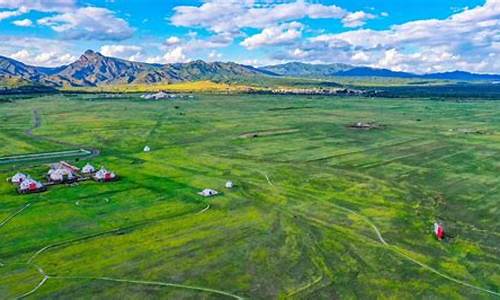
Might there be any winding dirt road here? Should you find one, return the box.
[261,172,500,297]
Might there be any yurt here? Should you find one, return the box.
[198,189,219,197]
[11,173,27,185]
[225,181,234,189]
[82,163,96,174]
[48,168,77,183]
[144,146,151,152]
[93,168,117,182]
[18,178,46,194]
[434,223,445,240]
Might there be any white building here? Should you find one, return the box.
[144,146,151,152]
[225,181,234,189]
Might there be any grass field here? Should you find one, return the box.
[62,81,256,93]
[0,93,499,299]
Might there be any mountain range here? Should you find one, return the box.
[260,62,500,81]
[1,50,499,89]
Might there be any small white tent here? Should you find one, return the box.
[93,167,117,182]
[11,173,27,184]
[198,189,219,197]
[82,163,96,174]
[225,181,234,189]
[144,146,151,152]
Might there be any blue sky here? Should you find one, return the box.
[0,0,498,73]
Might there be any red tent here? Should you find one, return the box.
[434,223,445,240]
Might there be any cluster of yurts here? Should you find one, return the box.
[10,162,117,194]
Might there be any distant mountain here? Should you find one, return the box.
[260,63,500,81]
[421,71,500,81]
[0,50,274,88]
[1,51,499,90]
[259,62,352,77]
[0,55,43,81]
[49,50,165,86]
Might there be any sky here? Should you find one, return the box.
[0,0,498,74]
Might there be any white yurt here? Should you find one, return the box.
[94,167,116,182]
[49,168,76,182]
[49,169,64,182]
[198,189,219,197]
[144,146,151,152]
[82,163,96,174]
[11,173,27,184]
[225,180,234,189]
[18,178,44,193]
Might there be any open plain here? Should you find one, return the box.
[0,93,499,299]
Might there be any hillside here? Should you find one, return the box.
[0,50,274,88]
[260,62,500,81]
[0,56,44,81]
[1,52,499,91]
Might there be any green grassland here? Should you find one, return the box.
[0,93,499,299]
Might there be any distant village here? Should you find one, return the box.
[137,89,378,99]
[140,92,194,100]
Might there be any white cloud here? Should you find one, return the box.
[0,6,27,21]
[12,18,32,26]
[351,51,370,63]
[171,0,368,34]
[0,0,76,12]
[282,0,500,73]
[342,11,376,28]
[165,36,181,46]
[32,51,77,66]
[241,22,303,49]
[38,7,134,41]
[99,45,145,61]
[0,36,77,66]
[163,46,188,63]
[207,50,222,61]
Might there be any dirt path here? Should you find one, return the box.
[320,200,500,297]
[0,203,32,230]
[51,276,245,299]
[21,109,101,160]
[15,202,243,299]
[25,109,41,137]
[260,172,274,186]
[286,274,323,297]
[13,263,49,300]
[13,263,244,300]
[196,204,210,214]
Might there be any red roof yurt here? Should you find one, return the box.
[434,223,445,240]
[93,167,117,182]
[18,178,46,194]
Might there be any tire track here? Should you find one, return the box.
[196,204,211,214]
[12,263,49,300]
[318,200,499,297]
[51,276,245,299]
[0,203,32,230]
[259,171,274,186]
